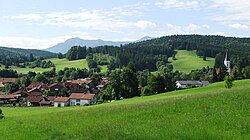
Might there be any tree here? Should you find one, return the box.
[243,66,250,79]
[57,53,63,59]
[0,109,4,119]
[87,59,98,69]
[29,53,34,62]
[212,66,218,83]
[224,76,234,89]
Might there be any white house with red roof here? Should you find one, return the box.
[69,93,96,106]
[54,97,69,107]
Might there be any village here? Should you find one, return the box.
[0,76,211,107]
[0,77,109,107]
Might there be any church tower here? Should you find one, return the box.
[224,50,230,75]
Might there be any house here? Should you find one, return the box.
[48,83,64,94]
[68,78,95,89]
[10,91,29,103]
[0,94,16,105]
[27,82,45,90]
[69,93,96,106]
[26,88,45,106]
[65,82,90,94]
[176,80,210,89]
[54,97,69,107]
[97,77,109,91]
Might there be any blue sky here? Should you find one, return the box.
[0,0,250,49]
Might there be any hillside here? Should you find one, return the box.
[1,80,249,139]
[4,58,107,74]
[0,47,56,58]
[170,50,215,73]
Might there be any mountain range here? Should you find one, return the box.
[45,36,154,54]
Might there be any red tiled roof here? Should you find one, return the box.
[69,93,95,100]
[28,88,43,96]
[68,79,92,85]
[26,95,43,103]
[48,83,64,88]
[40,101,51,105]
[47,96,56,101]
[54,97,69,102]
[0,78,17,83]
[10,91,29,97]
[27,82,44,89]
[0,94,15,99]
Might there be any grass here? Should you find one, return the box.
[0,79,250,139]
[1,58,108,74]
[169,50,215,73]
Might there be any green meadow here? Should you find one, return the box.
[2,58,108,74]
[1,80,250,139]
[170,50,215,73]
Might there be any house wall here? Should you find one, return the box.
[70,99,90,106]
[54,101,69,107]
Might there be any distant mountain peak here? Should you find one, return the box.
[136,36,154,42]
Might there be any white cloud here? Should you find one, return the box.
[10,4,155,32]
[209,0,250,29]
[11,14,43,21]
[136,20,157,30]
[166,23,208,34]
[155,0,202,10]
[229,23,248,30]
[0,32,97,49]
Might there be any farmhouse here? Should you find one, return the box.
[69,93,96,106]
[54,97,69,107]
[176,80,210,89]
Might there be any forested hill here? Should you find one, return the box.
[125,35,250,57]
[0,47,56,58]
[92,35,250,71]
[0,46,56,67]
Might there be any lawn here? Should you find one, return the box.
[169,50,215,73]
[1,58,108,74]
[0,80,249,139]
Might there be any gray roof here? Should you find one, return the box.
[176,80,210,86]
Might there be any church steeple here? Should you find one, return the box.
[224,50,230,74]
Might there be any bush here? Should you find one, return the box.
[0,108,4,119]
[224,76,234,89]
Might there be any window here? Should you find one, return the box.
[76,99,80,102]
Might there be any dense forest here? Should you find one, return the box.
[89,35,250,71]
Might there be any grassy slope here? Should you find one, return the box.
[1,80,250,139]
[2,58,108,74]
[169,50,215,73]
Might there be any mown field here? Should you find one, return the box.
[0,80,249,139]
[1,58,108,74]
[169,50,215,73]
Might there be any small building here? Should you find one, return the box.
[69,93,96,106]
[54,97,69,107]
[11,91,29,103]
[26,88,45,106]
[176,80,210,89]
[48,83,64,94]
[27,82,45,90]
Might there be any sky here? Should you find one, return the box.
[0,0,250,49]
